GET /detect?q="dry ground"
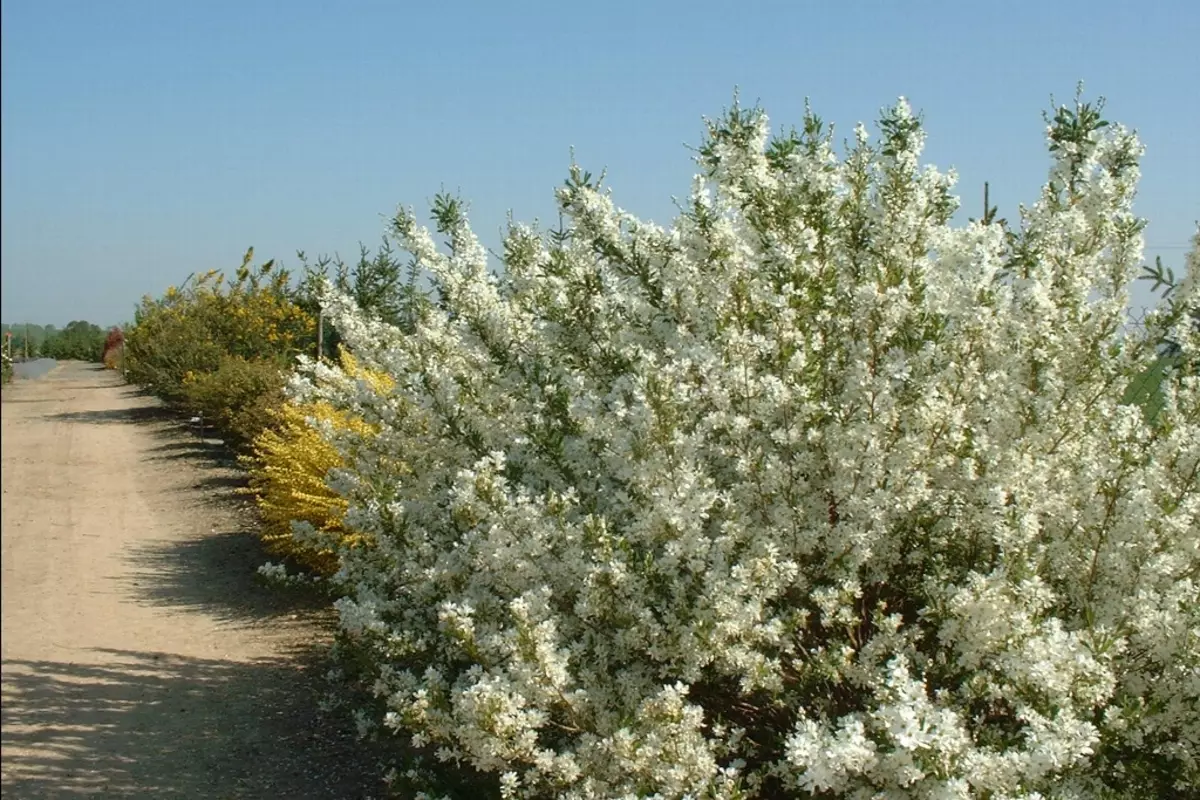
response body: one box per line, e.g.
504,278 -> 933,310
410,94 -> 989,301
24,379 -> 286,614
1,362 -> 385,798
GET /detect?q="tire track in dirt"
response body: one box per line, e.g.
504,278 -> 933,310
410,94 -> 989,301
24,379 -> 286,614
1,362 -> 383,798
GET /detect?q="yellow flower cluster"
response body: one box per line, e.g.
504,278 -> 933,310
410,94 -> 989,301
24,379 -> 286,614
241,351 -> 393,575
124,250 -> 315,423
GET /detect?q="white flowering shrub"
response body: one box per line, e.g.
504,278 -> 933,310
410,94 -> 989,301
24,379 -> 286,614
293,93 -> 1199,799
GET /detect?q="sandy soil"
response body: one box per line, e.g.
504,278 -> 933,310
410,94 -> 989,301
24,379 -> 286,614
1,362 -> 385,798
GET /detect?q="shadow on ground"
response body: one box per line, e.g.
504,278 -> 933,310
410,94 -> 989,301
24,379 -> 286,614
3,371 -> 395,797
197,472 -> 251,491
121,527 -> 332,625
145,439 -> 242,470
42,387 -> 304,626
45,406 -> 177,425
1,649 -> 386,799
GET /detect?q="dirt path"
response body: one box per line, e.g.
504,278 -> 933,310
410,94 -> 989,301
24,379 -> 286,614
1,363 -> 383,798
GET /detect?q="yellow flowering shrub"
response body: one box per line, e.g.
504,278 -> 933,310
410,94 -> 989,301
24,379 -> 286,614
241,350 -> 393,574
124,249 -> 316,445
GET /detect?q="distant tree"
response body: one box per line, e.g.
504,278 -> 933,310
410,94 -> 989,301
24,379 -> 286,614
0,323 -> 49,358
43,320 -> 106,361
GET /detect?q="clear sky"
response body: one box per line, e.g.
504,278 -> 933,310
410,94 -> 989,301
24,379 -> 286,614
2,0 -> 1197,327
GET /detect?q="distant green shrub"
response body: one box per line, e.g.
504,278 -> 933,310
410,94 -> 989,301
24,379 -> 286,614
180,354 -> 289,448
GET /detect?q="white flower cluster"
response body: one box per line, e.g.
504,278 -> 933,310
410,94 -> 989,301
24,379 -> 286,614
292,96 -> 1199,798
256,559 -> 324,588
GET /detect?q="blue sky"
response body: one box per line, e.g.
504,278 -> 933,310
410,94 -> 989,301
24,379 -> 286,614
2,0 -> 1197,326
